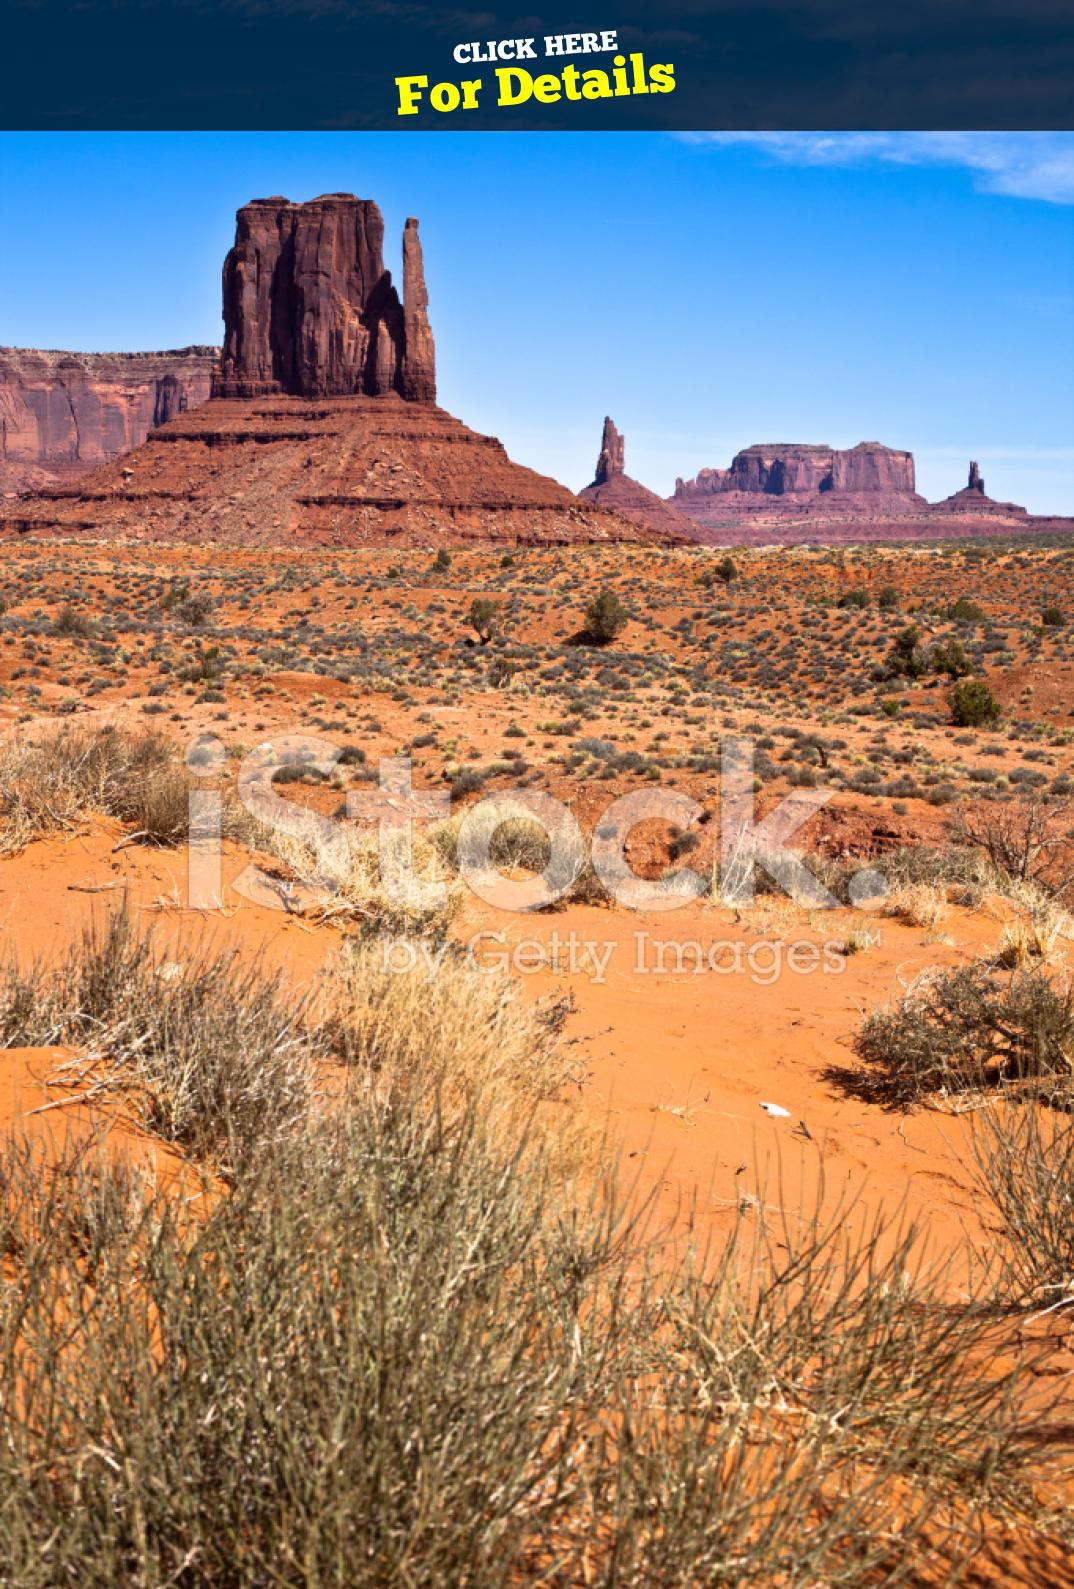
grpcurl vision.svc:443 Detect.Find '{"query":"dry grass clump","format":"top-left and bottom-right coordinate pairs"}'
top-left (0, 709), bottom-right (1065, 1584)
top-left (716, 841), bottom-right (846, 909)
top-left (884, 881), bottom-right (951, 930)
top-left (601, 1199), bottom-right (1045, 1585)
top-left (879, 843), bottom-right (993, 894)
top-left (726, 845), bottom-right (994, 915)
top-left (969, 1102), bottom-right (1074, 1311)
top-left (0, 909), bottom-right (317, 1166)
top-left (324, 937), bottom-right (589, 1183)
top-left (0, 904), bottom-right (579, 1175)
top-left (853, 964), bottom-right (1074, 1107)
top-left (0, 1109), bottom-right (605, 1587)
top-left (227, 801), bottom-right (463, 936)
top-left (0, 912), bottom-right (1065, 1579)
top-left (328, 937), bottom-right (580, 1104)
top-left (836, 920), bottom-right (881, 956)
top-left (993, 905), bottom-right (1071, 970)
top-left (430, 803), bottom-right (552, 875)
top-left (430, 800), bottom-right (599, 910)
top-left (0, 724), bottom-right (188, 854)
top-left (0, 1112), bottom-right (1058, 1585)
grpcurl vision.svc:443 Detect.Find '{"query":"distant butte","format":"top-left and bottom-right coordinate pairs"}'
top-left (672, 441), bottom-right (925, 512)
top-left (2, 197), bottom-right (672, 549)
top-left (931, 459), bottom-right (1029, 520)
top-left (666, 443), bottom-right (1069, 546)
top-left (578, 418), bottom-right (700, 539)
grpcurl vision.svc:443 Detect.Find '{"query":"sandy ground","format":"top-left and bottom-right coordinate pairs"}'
top-left (0, 813), bottom-right (1063, 1267)
top-left (0, 534), bottom-right (1070, 1577)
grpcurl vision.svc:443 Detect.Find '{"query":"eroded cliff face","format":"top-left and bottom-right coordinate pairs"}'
top-left (831, 443), bottom-right (916, 494)
top-left (215, 195), bottom-right (436, 402)
top-left (674, 441), bottom-right (917, 501)
top-left (0, 347), bottom-right (217, 495)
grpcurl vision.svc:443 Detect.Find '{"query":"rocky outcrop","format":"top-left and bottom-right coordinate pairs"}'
top-left (673, 441), bottom-right (918, 502)
top-left (401, 218), bottom-right (436, 403)
top-left (932, 459), bottom-right (1028, 519)
top-left (831, 442), bottom-right (916, 494)
top-left (215, 195), bottom-right (436, 402)
top-left (0, 347), bottom-right (217, 496)
top-left (579, 418), bottom-right (699, 539)
top-left (593, 417), bottom-right (625, 485)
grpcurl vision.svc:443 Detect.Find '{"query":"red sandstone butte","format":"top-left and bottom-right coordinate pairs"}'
top-left (931, 459), bottom-right (1029, 520)
top-left (672, 441), bottom-right (925, 516)
top-left (669, 443), bottom-right (1070, 545)
top-left (578, 418), bottom-right (700, 539)
top-left (216, 195), bottom-right (436, 403)
top-left (2, 199), bottom-right (673, 549)
top-left (0, 347), bottom-right (217, 497)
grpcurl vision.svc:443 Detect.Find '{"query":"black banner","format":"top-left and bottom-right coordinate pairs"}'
top-left (5, 0), bottom-right (1073, 130)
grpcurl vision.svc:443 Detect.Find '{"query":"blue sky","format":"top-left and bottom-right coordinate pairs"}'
top-left (2, 132), bottom-right (1072, 512)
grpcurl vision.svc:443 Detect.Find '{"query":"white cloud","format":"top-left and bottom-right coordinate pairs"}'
top-left (679, 132), bottom-right (1074, 206)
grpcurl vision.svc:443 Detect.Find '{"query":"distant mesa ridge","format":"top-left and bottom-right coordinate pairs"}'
top-left (654, 442), bottom-right (1067, 545)
top-left (0, 346), bottom-right (218, 497)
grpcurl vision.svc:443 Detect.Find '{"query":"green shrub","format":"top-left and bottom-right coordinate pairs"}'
top-left (949, 678), bottom-right (1001, 727)
top-left (853, 964), bottom-right (1074, 1106)
top-left (946, 597), bottom-right (986, 623)
top-left (931, 637), bottom-right (971, 678)
top-left (886, 624), bottom-right (929, 679)
top-left (582, 588), bottom-right (629, 644)
top-left (52, 604), bottom-right (96, 639)
top-left (1042, 605), bottom-right (1066, 627)
top-left (488, 656), bottom-right (517, 688)
top-left (177, 594), bottom-right (214, 627)
top-left (271, 763), bottom-right (333, 786)
top-left (468, 597), bottom-right (501, 643)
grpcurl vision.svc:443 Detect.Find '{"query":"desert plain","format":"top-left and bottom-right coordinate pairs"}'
top-left (0, 528), bottom-right (1070, 1581)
